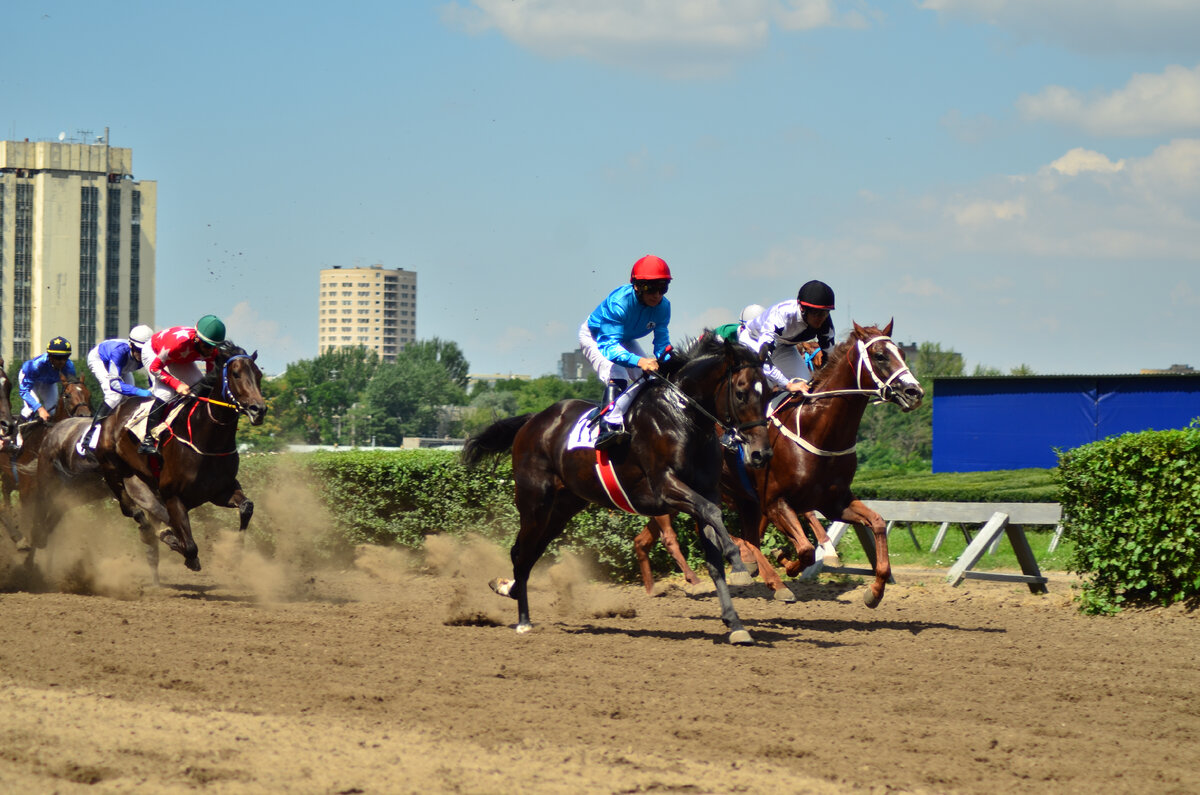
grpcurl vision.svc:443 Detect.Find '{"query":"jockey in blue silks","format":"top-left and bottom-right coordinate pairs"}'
top-left (577, 254), bottom-right (673, 450)
top-left (77, 325), bottom-right (155, 457)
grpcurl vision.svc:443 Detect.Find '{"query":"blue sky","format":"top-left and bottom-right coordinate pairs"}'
top-left (6, 1), bottom-right (1198, 377)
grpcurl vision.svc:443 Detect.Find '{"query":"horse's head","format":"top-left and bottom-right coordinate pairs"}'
top-left (814, 321), bottom-right (924, 411)
top-left (674, 333), bottom-right (773, 469)
top-left (216, 345), bottom-right (268, 426)
top-left (60, 378), bottom-right (93, 418)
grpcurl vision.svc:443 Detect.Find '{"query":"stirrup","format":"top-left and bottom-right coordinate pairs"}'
top-left (594, 422), bottom-right (629, 451)
top-left (137, 436), bottom-right (159, 455)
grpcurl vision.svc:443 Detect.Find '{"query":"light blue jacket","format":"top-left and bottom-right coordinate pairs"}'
top-left (587, 284), bottom-right (671, 368)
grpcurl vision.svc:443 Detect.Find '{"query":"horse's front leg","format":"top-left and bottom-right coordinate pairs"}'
top-left (162, 495), bottom-right (202, 572)
top-left (211, 481), bottom-right (254, 531)
top-left (660, 478), bottom-right (753, 645)
top-left (840, 499), bottom-right (889, 607)
top-left (766, 499), bottom-right (818, 574)
top-left (804, 511), bottom-right (840, 567)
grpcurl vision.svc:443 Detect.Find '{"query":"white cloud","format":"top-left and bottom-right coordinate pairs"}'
top-left (897, 275), bottom-right (948, 299)
top-left (947, 197), bottom-right (1027, 227)
top-left (1018, 64), bottom-right (1200, 137)
top-left (918, 0), bottom-right (1199, 56)
top-left (1045, 148), bottom-right (1125, 176)
top-left (440, 0), bottom-right (875, 78)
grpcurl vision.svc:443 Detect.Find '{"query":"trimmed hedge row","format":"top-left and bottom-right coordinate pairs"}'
top-left (231, 451), bottom-right (1063, 583)
top-left (1057, 425), bottom-right (1200, 614)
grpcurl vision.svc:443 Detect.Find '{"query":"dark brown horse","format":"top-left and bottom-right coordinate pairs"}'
top-left (462, 334), bottom-right (772, 644)
top-left (0, 376), bottom-right (92, 550)
top-left (94, 344), bottom-right (267, 582)
top-left (724, 321), bottom-right (924, 606)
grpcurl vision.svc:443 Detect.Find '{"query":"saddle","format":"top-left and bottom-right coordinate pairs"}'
top-left (124, 399), bottom-right (187, 440)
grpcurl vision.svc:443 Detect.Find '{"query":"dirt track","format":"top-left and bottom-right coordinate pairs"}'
top-left (0, 516), bottom-right (1198, 795)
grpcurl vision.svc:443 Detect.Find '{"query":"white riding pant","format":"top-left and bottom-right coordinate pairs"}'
top-left (736, 327), bottom-right (810, 387)
top-left (87, 348), bottom-right (136, 410)
top-left (20, 383), bottom-right (59, 420)
top-left (578, 322), bottom-right (647, 424)
top-left (140, 341), bottom-right (205, 402)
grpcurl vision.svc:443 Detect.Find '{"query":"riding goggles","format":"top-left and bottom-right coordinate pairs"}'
top-left (637, 280), bottom-right (669, 295)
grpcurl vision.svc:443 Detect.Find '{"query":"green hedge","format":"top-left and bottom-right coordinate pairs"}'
top-left (1057, 425), bottom-right (1200, 614)
top-left (224, 452), bottom-right (1063, 583)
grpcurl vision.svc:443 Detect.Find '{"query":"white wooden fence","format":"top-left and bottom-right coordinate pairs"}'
top-left (804, 500), bottom-right (1063, 594)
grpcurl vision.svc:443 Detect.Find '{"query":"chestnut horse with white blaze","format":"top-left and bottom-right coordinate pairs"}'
top-left (462, 334), bottom-right (773, 645)
top-left (728, 321), bottom-right (924, 606)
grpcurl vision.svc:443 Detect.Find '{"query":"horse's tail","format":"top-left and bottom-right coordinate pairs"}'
top-left (461, 414), bottom-right (534, 468)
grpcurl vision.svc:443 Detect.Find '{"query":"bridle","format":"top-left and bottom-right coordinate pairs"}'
top-left (651, 357), bottom-right (768, 452)
top-left (164, 354), bottom-right (260, 455)
top-left (769, 333), bottom-right (915, 458)
top-left (800, 335), bottom-right (914, 405)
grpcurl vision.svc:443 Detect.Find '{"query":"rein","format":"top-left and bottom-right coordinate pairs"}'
top-left (162, 354), bottom-right (254, 456)
top-left (772, 334), bottom-right (916, 458)
top-left (649, 358), bottom-right (767, 449)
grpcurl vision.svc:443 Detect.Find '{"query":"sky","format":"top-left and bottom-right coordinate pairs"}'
top-left (5, 1), bottom-right (1199, 378)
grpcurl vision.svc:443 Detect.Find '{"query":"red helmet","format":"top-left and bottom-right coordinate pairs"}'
top-left (630, 255), bottom-right (672, 282)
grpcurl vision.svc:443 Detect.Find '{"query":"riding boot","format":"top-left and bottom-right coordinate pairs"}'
top-left (594, 380), bottom-right (630, 451)
top-left (137, 399), bottom-right (168, 455)
top-left (77, 403), bottom-right (113, 459)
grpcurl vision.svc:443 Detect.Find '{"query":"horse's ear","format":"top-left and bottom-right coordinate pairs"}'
top-left (251, 351), bottom-right (259, 362)
top-left (882, 318), bottom-right (894, 337)
top-left (853, 321), bottom-right (866, 336)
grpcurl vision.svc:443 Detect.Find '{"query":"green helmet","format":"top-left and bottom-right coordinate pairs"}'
top-left (195, 315), bottom-right (226, 346)
top-left (46, 336), bottom-right (72, 356)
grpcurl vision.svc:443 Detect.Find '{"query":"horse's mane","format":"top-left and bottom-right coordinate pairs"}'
top-left (192, 344), bottom-right (250, 398)
top-left (634, 330), bottom-right (760, 428)
top-left (807, 323), bottom-right (885, 389)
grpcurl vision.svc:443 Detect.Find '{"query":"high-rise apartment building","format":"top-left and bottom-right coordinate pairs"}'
top-left (0, 134), bottom-right (156, 364)
top-left (318, 264), bottom-right (416, 363)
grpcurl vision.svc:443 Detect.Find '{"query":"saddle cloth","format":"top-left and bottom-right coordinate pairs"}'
top-left (124, 399), bottom-right (187, 439)
top-left (566, 408), bottom-right (602, 450)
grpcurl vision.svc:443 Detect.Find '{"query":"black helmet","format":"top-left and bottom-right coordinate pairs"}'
top-left (797, 280), bottom-right (835, 310)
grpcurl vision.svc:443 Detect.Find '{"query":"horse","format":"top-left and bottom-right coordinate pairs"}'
top-left (462, 333), bottom-right (773, 645)
top-left (93, 344), bottom-right (267, 582)
top-left (0, 376), bottom-right (92, 550)
top-left (724, 321), bottom-right (924, 607)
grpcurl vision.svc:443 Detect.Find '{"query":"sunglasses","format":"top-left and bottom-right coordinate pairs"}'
top-left (638, 280), bottom-right (669, 295)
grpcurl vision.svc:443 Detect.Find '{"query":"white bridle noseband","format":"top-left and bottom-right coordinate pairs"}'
top-left (768, 334), bottom-right (917, 457)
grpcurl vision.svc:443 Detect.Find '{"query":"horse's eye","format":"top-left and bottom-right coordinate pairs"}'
top-left (736, 390), bottom-right (749, 403)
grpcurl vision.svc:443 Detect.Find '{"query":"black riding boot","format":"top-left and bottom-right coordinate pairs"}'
top-left (77, 402), bottom-right (113, 459)
top-left (594, 379), bottom-right (629, 451)
top-left (137, 399), bottom-right (168, 455)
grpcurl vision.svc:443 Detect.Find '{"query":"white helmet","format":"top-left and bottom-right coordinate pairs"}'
top-left (740, 304), bottom-right (766, 324)
top-left (128, 324), bottom-right (153, 347)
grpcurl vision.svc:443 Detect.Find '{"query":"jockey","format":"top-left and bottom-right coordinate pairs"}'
top-left (18, 336), bottom-right (78, 422)
top-left (712, 303), bottom-right (766, 343)
top-left (738, 280), bottom-right (835, 394)
top-left (137, 314), bottom-right (226, 454)
top-left (578, 254), bottom-right (672, 450)
top-left (76, 325), bottom-right (155, 457)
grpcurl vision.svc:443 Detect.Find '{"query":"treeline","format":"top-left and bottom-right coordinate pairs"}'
top-left (10, 337), bottom-right (1032, 461)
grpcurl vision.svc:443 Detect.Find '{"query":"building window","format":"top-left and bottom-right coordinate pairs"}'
top-left (130, 190), bottom-right (141, 325)
top-left (14, 183), bottom-right (34, 361)
top-left (105, 188), bottom-right (121, 338)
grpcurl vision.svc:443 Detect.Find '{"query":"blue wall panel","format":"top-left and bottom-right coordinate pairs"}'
top-left (932, 376), bottom-right (1200, 472)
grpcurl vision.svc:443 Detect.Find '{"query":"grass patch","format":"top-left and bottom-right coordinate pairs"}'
top-left (766, 522), bottom-right (1074, 572)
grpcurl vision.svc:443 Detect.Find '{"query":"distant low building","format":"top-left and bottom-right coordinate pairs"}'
top-left (468, 373), bottom-right (532, 389)
top-left (1141, 364), bottom-right (1195, 374)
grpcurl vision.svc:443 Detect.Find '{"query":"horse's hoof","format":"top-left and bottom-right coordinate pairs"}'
top-left (185, 557), bottom-right (202, 572)
top-left (772, 588), bottom-right (796, 603)
top-left (727, 570), bottom-right (753, 587)
top-left (728, 630), bottom-right (755, 646)
top-left (515, 622), bottom-right (533, 634)
top-left (489, 578), bottom-right (515, 598)
top-left (823, 554), bottom-right (842, 568)
top-left (863, 588), bottom-right (882, 608)
top-left (740, 558), bottom-right (759, 577)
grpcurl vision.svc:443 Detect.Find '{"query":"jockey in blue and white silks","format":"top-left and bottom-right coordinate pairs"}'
top-left (77, 325), bottom-right (154, 456)
top-left (577, 255), bottom-right (673, 450)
